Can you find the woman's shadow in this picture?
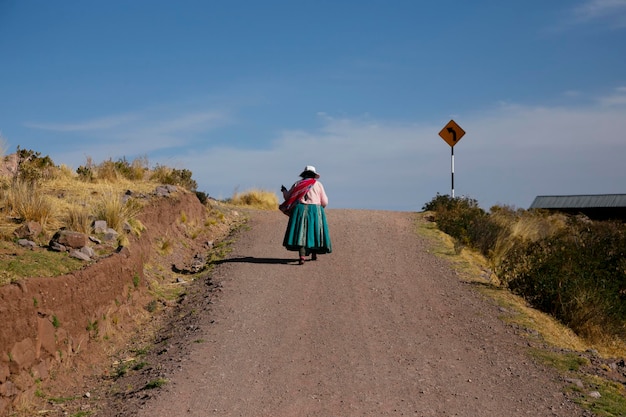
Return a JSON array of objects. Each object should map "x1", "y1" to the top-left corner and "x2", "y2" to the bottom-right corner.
[{"x1": 211, "y1": 256, "x2": 296, "y2": 265}]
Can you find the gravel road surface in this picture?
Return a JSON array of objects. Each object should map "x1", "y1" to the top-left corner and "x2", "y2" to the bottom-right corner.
[{"x1": 123, "y1": 209, "x2": 585, "y2": 416}]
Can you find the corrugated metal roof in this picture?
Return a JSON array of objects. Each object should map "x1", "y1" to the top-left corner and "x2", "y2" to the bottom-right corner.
[{"x1": 529, "y1": 194, "x2": 626, "y2": 209}]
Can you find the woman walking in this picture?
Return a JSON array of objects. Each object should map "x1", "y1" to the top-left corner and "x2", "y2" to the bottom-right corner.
[{"x1": 280, "y1": 165, "x2": 332, "y2": 265}]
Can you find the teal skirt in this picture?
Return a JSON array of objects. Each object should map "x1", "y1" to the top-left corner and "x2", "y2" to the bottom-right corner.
[{"x1": 283, "y1": 203, "x2": 332, "y2": 254}]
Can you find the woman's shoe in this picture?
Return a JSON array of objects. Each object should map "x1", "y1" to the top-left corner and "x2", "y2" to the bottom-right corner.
[
  {"x1": 311, "y1": 253, "x2": 317, "y2": 261},
  {"x1": 299, "y1": 256, "x2": 305, "y2": 265}
]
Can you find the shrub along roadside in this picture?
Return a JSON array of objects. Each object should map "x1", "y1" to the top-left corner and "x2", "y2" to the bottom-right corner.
[{"x1": 423, "y1": 193, "x2": 626, "y2": 344}]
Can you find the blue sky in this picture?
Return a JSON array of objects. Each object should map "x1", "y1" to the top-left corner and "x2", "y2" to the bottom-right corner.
[{"x1": 1, "y1": 1, "x2": 625, "y2": 211}]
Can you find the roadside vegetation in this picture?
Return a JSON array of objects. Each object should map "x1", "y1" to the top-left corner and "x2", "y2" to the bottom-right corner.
[
  {"x1": 0, "y1": 147, "x2": 276, "y2": 285},
  {"x1": 228, "y1": 187, "x2": 279, "y2": 210},
  {"x1": 422, "y1": 193, "x2": 626, "y2": 417},
  {"x1": 423, "y1": 193, "x2": 626, "y2": 347}
]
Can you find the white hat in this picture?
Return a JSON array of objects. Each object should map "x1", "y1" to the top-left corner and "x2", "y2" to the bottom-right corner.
[{"x1": 300, "y1": 165, "x2": 320, "y2": 178}]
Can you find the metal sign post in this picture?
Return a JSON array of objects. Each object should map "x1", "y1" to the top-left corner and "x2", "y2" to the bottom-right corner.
[
  {"x1": 438, "y1": 120, "x2": 466, "y2": 198},
  {"x1": 451, "y1": 145, "x2": 455, "y2": 198}
]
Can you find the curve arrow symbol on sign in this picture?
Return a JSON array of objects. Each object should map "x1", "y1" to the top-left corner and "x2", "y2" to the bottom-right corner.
[{"x1": 446, "y1": 127, "x2": 457, "y2": 142}]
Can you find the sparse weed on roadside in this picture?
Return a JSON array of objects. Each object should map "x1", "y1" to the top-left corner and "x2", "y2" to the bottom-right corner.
[{"x1": 229, "y1": 188, "x2": 278, "y2": 210}]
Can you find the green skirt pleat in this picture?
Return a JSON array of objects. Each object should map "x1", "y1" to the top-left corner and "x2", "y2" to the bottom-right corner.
[{"x1": 283, "y1": 203, "x2": 332, "y2": 254}]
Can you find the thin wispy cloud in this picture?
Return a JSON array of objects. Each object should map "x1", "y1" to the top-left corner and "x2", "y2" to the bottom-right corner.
[
  {"x1": 22, "y1": 106, "x2": 231, "y2": 167},
  {"x1": 148, "y1": 111, "x2": 228, "y2": 135},
  {"x1": 596, "y1": 86, "x2": 626, "y2": 106},
  {"x1": 24, "y1": 114, "x2": 138, "y2": 132},
  {"x1": 571, "y1": 0, "x2": 626, "y2": 28},
  {"x1": 26, "y1": 108, "x2": 228, "y2": 136}
]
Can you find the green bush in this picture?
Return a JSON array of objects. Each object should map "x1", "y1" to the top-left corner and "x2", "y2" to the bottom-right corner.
[
  {"x1": 76, "y1": 165, "x2": 95, "y2": 182},
  {"x1": 195, "y1": 191, "x2": 209, "y2": 205},
  {"x1": 150, "y1": 165, "x2": 198, "y2": 191},
  {"x1": 497, "y1": 218, "x2": 626, "y2": 340},
  {"x1": 424, "y1": 193, "x2": 626, "y2": 342},
  {"x1": 114, "y1": 156, "x2": 148, "y2": 181},
  {"x1": 422, "y1": 193, "x2": 500, "y2": 255},
  {"x1": 15, "y1": 147, "x2": 57, "y2": 183}
]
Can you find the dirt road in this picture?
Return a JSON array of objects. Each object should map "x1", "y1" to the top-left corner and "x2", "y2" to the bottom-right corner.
[{"x1": 118, "y1": 209, "x2": 585, "y2": 416}]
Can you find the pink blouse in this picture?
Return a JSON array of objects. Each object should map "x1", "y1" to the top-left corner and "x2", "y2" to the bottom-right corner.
[
  {"x1": 283, "y1": 180, "x2": 328, "y2": 208},
  {"x1": 301, "y1": 181, "x2": 328, "y2": 207}
]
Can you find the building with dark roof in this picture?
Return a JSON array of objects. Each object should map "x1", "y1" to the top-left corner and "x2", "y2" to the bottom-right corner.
[{"x1": 529, "y1": 194, "x2": 626, "y2": 221}]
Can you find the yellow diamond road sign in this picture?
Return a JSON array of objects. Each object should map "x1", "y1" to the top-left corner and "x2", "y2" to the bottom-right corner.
[{"x1": 438, "y1": 120, "x2": 465, "y2": 147}]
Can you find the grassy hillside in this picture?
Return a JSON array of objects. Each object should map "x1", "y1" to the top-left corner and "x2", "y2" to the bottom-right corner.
[{"x1": 0, "y1": 149, "x2": 278, "y2": 284}]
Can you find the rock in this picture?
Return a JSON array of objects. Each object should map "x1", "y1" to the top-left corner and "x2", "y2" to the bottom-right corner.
[
  {"x1": 13, "y1": 221, "x2": 42, "y2": 239},
  {"x1": 155, "y1": 185, "x2": 178, "y2": 197},
  {"x1": 0, "y1": 363, "x2": 9, "y2": 383},
  {"x1": 31, "y1": 361, "x2": 49, "y2": 381},
  {"x1": 70, "y1": 250, "x2": 91, "y2": 261},
  {"x1": 17, "y1": 239, "x2": 36, "y2": 249},
  {"x1": 49, "y1": 241, "x2": 67, "y2": 252},
  {"x1": 52, "y1": 230, "x2": 88, "y2": 249},
  {"x1": 93, "y1": 220, "x2": 108, "y2": 233},
  {"x1": 565, "y1": 377, "x2": 584, "y2": 389},
  {"x1": 173, "y1": 253, "x2": 207, "y2": 274},
  {"x1": 116, "y1": 246, "x2": 131, "y2": 257},
  {"x1": 80, "y1": 246, "x2": 96, "y2": 258},
  {"x1": 589, "y1": 391, "x2": 602, "y2": 399},
  {"x1": 190, "y1": 253, "x2": 206, "y2": 272},
  {"x1": 103, "y1": 228, "x2": 119, "y2": 242},
  {"x1": 0, "y1": 381, "x2": 18, "y2": 398},
  {"x1": 9, "y1": 339, "x2": 36, "y2": 373},
  {"x1": 37, "y1": 315, "x2": 57, "y2": 357}
]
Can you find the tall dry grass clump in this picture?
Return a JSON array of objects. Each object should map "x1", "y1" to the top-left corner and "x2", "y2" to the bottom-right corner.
[
  {"x1": 488, "y1": 206, "x2": 569, "y2": 268},
  {"x1": 0, "y1": 134, "x2": 7, "y2": 157},
  {"x1": 64, "y1": 206, "x2": 92, "y2": 234},
  {"x1": 76, "y1": 156, "x2": 149, "y2": 183},
  {"x1": 230, "y1": 188, "x2": 278, "y2": 210},
  {"x1": 94, "y1": 190, "x2": 143, "y2": 234},
  {"x1": 1, "y1": 179, "x2": 59, "y2": 235}
]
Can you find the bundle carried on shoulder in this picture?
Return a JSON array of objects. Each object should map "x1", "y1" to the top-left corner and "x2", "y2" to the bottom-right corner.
[{"x1": 278, "y1": 179, "x2": 316, "y2": 216}]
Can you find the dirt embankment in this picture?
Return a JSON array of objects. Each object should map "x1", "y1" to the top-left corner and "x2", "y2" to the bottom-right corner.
[{"x1": 0, "y1": 190, "x2": 238, "y2": 415}]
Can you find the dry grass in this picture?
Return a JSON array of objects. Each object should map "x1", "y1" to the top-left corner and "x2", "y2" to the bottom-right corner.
[
  {"x1": 415, "y1": 216, "x2": 490, "y2": 283},
  {"x1": 93, "y1": 189, "x2": 142, "y2": 233},
  {"x1": 64, "y1": 205, "x2": 92, "y2": 234},
  {"x1": 230, "y1": 188, "x2": 278, "y2": 210},
  {"x1": 1, "y1": 179, "x2": 61, "y2": 236},
  {"x1": 0, "y1": 171, "x2": 158, "y2": 240},
  {"x1": 0, "y1": 135, "x2": 7, "y2": 157},
  {"x1": 489, "y1": 209, "x2": 569, "y2": 268}
]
